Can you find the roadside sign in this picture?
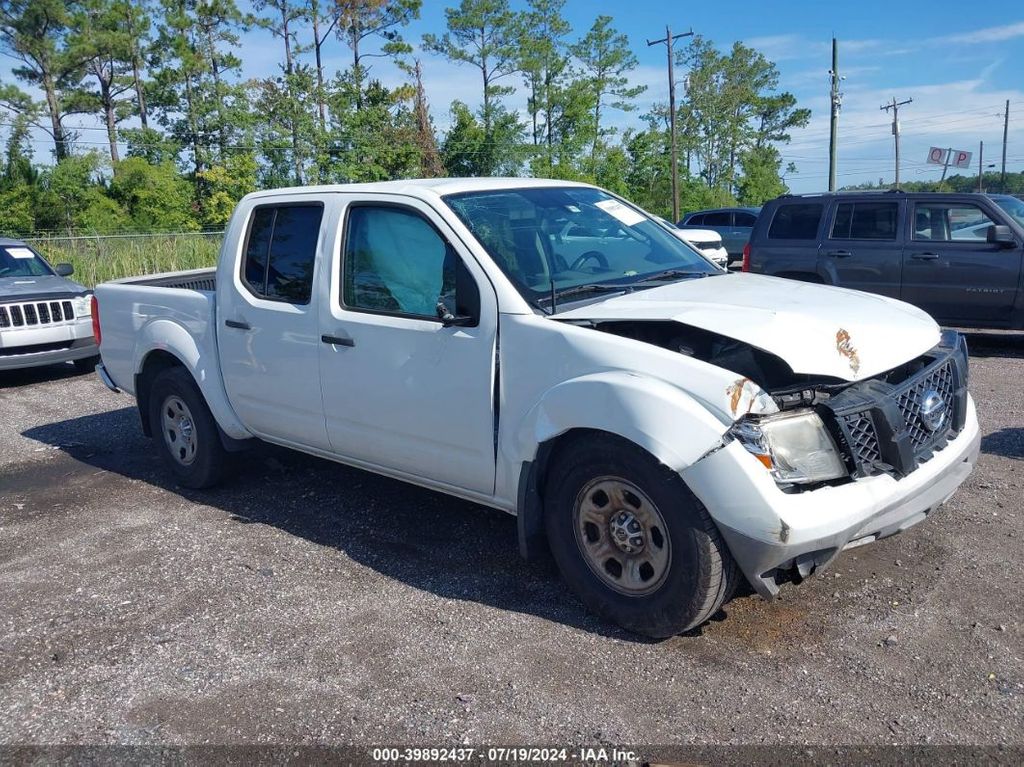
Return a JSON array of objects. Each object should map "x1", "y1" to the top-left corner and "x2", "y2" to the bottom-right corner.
[{"x1": 927, "y1": 147, "x2": 972, "y2": 168}]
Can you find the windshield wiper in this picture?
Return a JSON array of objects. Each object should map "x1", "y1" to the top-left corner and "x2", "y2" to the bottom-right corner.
[
  {"x1": 541, "y1": 282, "x2": 629, "y2": 311},
  {"x1": 634, "y1": 269, "x2": 711, "y2": 283}
]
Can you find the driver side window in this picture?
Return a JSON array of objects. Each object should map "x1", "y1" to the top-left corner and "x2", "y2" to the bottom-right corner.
[{"x1": 342, "y1": 205, "x2": 479, "y2": 323}]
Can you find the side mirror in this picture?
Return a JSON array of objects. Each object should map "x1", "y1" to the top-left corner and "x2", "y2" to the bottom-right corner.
[
  {"x1": 987, "y1": 224, "x2": 1016, "y2": 248},
  {"x1": 435, "y1": 300, "x2": 475, "y2": 328},
  {"x1": 54, "y1": 263, "x2": 74, "y2": 277}
]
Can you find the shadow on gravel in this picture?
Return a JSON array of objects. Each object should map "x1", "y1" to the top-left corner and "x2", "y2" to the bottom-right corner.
[
  {"x1": 22, "y1": 407, "x2": 663, "y2": 643},
  {"x1": 961, "y1": 330, "x2": 1024, "y2": 359},
  {"x1": 0, "y1": 362, "x2": 90, "y2": 389},
  {"x1": 981, "y1": 428, "x2": 1024, "y2": 459}
]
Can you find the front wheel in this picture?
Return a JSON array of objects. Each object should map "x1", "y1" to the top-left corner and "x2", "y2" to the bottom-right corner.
[
  {"x1": 544, "y1": 434, "x2": 738, "y2": 638},
  {"x1": 148, "y1": 367, "x2": 227, "y2": 489}
]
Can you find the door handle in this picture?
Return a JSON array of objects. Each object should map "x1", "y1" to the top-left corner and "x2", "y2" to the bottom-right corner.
[
  {"x1": 224, "y1": 319, "x2": 251, "y2": 330},
  {"x1": 321, "y1": 334, "x2": 355, "y2": 347},
  {"x1": 826, "y1": 249, "x2": 853, "y2": 258},
  {"x1": 911, "y1": 252, "x2": 940, "y2": 261}
]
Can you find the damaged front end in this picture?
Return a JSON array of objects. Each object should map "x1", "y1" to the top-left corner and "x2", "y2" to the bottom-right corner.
[{"x1": 578, "y1": 318, "x2": 971, "y2": 491}]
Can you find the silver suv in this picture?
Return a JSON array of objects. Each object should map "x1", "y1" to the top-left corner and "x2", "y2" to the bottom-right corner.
[{"x1": 0, "y1": 238, "x2": 99, "y2": 372}]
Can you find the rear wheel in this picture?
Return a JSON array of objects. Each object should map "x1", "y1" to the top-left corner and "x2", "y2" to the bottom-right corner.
[
  {"x1": 544, "y1": 434, "x2": 738, "y2": 638},
  {"x1": 148, "y1": 367, "x2": 227, "y2": 488}
]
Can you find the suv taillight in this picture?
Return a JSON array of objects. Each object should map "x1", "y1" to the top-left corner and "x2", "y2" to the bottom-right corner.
[
  {"x1": 91, "y1": 295, "x2": 101, "y2": 346},
  {"x1": 741, "y1": 242, "x2": 751, "y2": 272}
]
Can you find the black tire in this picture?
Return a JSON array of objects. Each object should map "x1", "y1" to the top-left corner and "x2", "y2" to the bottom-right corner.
[
  {"x1": 73, "y1": 354, "x2": 101, "y2": 374},
  {"x1": 148, "y1": 366, "x2": 227, "y2": 489},
  {"x1": 544, "y1": 434, "x2": 738, "y2": 638}
]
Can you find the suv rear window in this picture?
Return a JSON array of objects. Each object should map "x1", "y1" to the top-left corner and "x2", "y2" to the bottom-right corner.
[
  {"x1": 831, "y1": 202, "x2": 898, "y2": 240},
  {"x1": 767, "y1": 203, "x2": 824, "y2": 239}
]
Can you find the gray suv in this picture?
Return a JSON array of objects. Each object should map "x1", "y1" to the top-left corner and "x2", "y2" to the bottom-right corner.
[
  {"x1": 744, "y1": 192, "x2": 1024, "y2": 329},
  {"x1": 678, "y1": 207, "x2": 760, "y2": 261}
]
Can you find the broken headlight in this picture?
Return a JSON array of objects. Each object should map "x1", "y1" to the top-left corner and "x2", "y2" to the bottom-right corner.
[{"x1": 729, "y1": 410, "x2": 847, "y2": 485}]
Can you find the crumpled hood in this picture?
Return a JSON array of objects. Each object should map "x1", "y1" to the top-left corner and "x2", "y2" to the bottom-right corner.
[
  {"x1": 554, "y1": 273, "x2": 941, "y2": 382},
  {"x1": 0, "y1": 275, "x2": 87, "y2": 300}
]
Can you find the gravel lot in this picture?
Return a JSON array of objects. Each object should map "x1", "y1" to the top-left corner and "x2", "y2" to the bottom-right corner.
[{"x1": 1, "y1": 333, "x2": 1022, "y2": 748}]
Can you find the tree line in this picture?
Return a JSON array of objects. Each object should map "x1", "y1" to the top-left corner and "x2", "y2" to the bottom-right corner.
[{"x1": 0, "y1": 0, "x2": 809, "y2": 236}]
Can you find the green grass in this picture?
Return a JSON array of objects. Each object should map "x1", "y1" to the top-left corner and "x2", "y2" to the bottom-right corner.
[{"x1": 28, "y1": 234, "x2": 222, "y2": 288}]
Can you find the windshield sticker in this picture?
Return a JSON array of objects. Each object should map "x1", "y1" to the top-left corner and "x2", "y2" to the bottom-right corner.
[
  {"x1": 5, "y1": 247, "x2": 36, "y2": 259},
  {"x1": 594, "y1": 199, "x2": 645, "y2": 227}
]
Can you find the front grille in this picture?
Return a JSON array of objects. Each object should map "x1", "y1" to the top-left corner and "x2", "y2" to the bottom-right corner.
[
  {"x1": 826, "y1": 333, "x2": 969, "y2": 479},
  {"x1": 841, "y1": 412, "x2": 882, "y2": 466},
  {"x1": 0, "y1": 299, "x2": 76, "y2": 331},
  {"x1": 894, "y1": 361, "x2": 956, "y2": 450}
]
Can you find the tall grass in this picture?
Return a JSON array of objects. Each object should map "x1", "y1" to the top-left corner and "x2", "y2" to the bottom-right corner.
[{"x1": 27, "y1": 233, "x2": 223, "y2": 288}]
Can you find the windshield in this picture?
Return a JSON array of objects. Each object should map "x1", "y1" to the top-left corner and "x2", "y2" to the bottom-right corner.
[
  {"x1": 993, "y1": 196, "x2": 1024, "y2": 227},
  {"x1": 444, "y1": 186, "x2": 719, "y2": 306},
  {"x1": 0, "y1": 244, "x2": 54, "y2": 278}
]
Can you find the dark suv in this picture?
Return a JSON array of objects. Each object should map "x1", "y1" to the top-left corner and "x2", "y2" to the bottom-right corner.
[{"x1": 744, "y1": 192, "x2": 1024, "y2": 329}]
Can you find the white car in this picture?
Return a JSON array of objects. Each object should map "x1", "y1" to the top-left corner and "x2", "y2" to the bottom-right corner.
[
  {"x1": 92, "y1": 179, "x2": 979, "y2": 637},
  {"x1": 666, "y1": 224, "x2": 730, "y2": 268},
  {"x1": 0, "y1": 238, "x2": 98, "y2": 372}
]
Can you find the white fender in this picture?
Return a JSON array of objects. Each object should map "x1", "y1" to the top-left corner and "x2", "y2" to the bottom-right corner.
[
  {"x1": 133, "y1": 318, "x2": 251, "y2": 439},
  {"x1": 511, "y1": 370, "x2": 730, "y2": 474}
]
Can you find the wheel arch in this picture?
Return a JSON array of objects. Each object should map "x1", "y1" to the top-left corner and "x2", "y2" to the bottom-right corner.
[
  {"x1": 135, "y1": 347, "x2": 251, "y2": 451},
  {"x1": 513, "y1": 371, "x2": 730, "y2": 560}
]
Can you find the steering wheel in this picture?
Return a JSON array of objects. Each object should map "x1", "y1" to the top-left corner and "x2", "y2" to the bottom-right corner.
[{"x1": 570, "y1": 250, "x2": 610, "y2": 271}]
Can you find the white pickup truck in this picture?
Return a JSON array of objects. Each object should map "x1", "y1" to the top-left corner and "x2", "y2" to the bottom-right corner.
[{"x1": 94, "y1": 179, "x2": 980, "y2": 637}]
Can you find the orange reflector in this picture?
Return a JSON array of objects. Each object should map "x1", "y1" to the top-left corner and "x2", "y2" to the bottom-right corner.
[{"x1": 755, "y1": 454, "x2": 773, "y2": 470}]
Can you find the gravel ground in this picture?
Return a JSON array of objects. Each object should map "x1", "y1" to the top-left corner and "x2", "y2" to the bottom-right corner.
[{"x1": 0, "y1": 333, "x2": 1022, "y2": 748}]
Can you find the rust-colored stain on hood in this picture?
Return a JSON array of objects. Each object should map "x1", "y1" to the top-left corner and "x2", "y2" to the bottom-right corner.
[
  {"x1": 836, "y1": 328, "x2": 860, "y2": 376},
  {"x1": 727, "y1": 377, "x2": 752, "y2": 415}
]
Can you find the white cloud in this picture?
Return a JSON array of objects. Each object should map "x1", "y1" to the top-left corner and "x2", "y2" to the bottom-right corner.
[{"x1": 935, "y1": 20, "x2": 1024, "y2": 44}]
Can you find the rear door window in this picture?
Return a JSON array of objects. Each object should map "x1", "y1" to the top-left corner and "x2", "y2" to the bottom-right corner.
[
  {"x1": 831, "y1": 202, "x2": 898, "y2": 240},
  {"x1": 242, "y1": 204, "x2": 324, "y2": 304},
  {"x1": 703, "y1": 211, "x2": 732, "y2": 227},
  {"x1": 734, "y1": 211, "x2": 757, "y2": 227},
  {"x1": 767, "y1": 203, "x2": 824, "y2": 240}
]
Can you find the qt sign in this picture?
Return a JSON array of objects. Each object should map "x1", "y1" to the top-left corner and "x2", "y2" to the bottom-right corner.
[{"x1": 928, "y1": 147, "x2": 972, "y2": 168}]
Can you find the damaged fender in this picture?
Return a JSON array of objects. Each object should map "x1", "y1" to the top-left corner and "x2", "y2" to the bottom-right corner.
[{"x1": 513, "y1": 370, "x2": 732, "y2": 474}]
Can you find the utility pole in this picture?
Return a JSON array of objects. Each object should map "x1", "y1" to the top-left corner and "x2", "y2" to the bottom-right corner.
[
  {"x1": 828, "y1": 38, "x2": 843, "y2": 192},
  {"x1": 648, "y1": 26, "x2": 693, "y2": 223},
  {"x1": 880, "y1": 96, "x2": 912, "y2": 189},
  {"x1": 1001, "y1": 100, "x2": 1010, "y2": 192},
  {"x1": 978, "y1": 140, "x2": 984, "y2": 192}
]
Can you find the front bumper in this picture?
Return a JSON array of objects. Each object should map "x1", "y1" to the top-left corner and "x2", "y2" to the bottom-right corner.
[
  {"x1": 0, "y1": 335, "x2": 98, "y2": 371},
  {"x1": 682, "y1": 395, "x2": 980, "y2": 597}
]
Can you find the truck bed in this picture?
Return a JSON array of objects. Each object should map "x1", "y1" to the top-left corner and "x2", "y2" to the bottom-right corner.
[
  {"x1": 113, "y1": 267, "x2": 217, "y2": 292},
  {"x1": 96, "y1": 267, "x2": 220, "y2": 398}
]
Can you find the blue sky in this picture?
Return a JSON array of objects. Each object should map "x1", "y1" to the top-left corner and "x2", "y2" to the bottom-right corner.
[{"x1": 4, "y1": 0, "x2": 1024, "y2": 193}]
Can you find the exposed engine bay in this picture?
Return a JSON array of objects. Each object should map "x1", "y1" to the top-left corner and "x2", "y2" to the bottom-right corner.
[{"x1": 570, "y1": 319, "x2": 947, "y2": 411}]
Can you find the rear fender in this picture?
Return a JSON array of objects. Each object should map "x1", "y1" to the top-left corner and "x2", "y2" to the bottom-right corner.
[{"x1": 133, "y1": 319, "x2": 250, "y2": 440}]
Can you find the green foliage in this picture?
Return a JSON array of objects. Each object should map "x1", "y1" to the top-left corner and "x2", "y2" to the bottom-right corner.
[
  {"x1": 34, "y1": 153, "x2": 130, "y2": 234},
  {"x1": 0, "y1": 0, "x2": 811, "y2": 261},
  {"x1": 0, "y1": 184, "x2": 36, "y2": 234},
  {"x1": 110, "y1": 157, "x2": 199, "y2": 231},
  {"x1": 32, "y1": 232, "x2": 221, "y2": 286},
  {"x1": 736, "y1": 146, "x2": 788, "y2": 206},
  {"x1": 196, "y1": 152, "x2": 258, "y2": 228}
]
